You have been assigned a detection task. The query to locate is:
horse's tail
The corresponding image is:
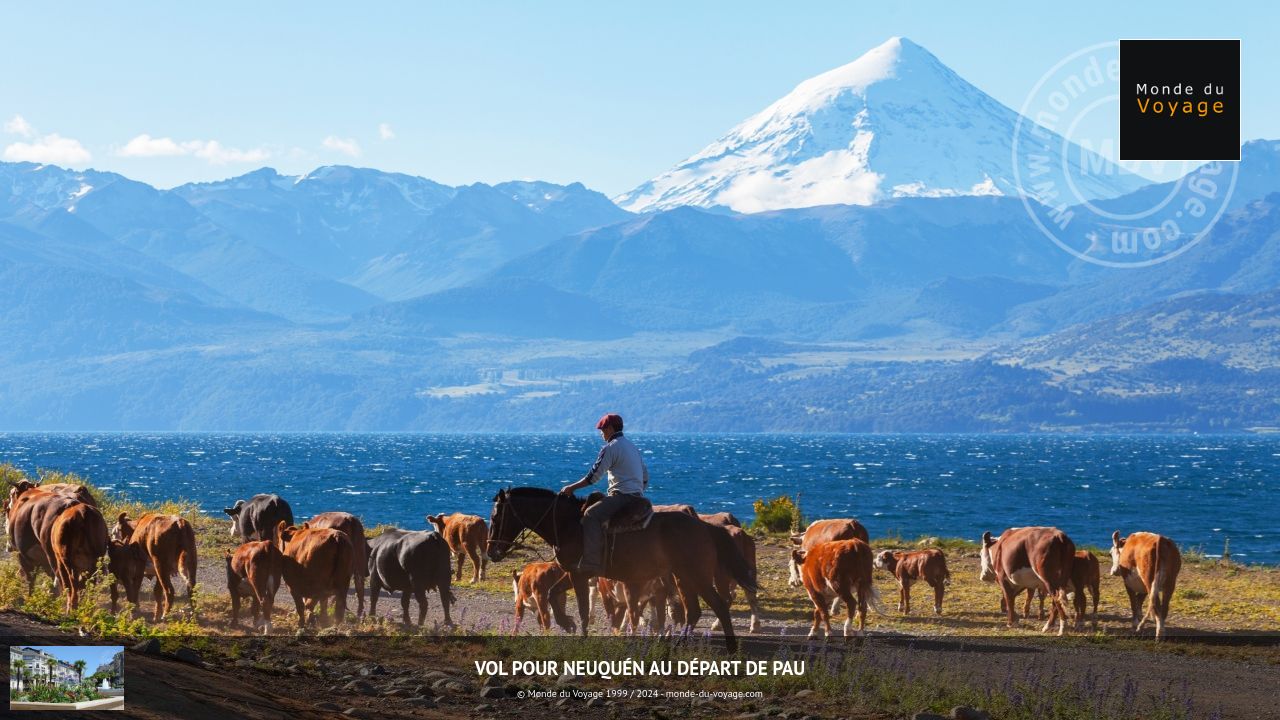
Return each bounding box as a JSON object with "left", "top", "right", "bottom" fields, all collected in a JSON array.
[{"left": 710, "top": 525, "right": 757, "bottom": 594}]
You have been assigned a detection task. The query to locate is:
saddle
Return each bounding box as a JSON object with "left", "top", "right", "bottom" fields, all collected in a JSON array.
[{"left": 583, "top": 492, "right": 654, "bottom": 535}]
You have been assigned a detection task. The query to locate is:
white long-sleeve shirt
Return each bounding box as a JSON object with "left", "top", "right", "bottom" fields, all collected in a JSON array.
[{"left": 581, "top": 433, "right": 649, "bottom": 495}]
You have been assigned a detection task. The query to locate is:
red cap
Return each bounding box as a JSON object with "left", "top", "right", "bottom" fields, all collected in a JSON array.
[{"left": 595, "top": 413, "right": 623, "bottom": 432}]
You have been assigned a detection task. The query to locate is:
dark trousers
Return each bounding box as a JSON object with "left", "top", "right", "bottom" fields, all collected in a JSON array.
[{"left": 581, "top": 492, "right": 648, "bottom": 568}]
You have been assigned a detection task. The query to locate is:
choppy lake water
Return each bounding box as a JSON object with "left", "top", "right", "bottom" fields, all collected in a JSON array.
[{"left": 1, "top": 433, "right": 1275, "bottom": 562}]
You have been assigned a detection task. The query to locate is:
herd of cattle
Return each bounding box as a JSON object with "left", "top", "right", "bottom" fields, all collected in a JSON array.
[{"left": 2, "top": 480, "right": 1184, "bottom": 641}]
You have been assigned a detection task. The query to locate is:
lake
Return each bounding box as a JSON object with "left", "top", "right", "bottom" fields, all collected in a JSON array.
[{"left": 1, "top": 433, "right": 1275, "bottom": 563}]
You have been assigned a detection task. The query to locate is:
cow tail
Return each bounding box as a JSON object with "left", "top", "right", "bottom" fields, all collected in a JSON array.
[
  {"left": 177, "top": 518, "right": 198, "bottom": 590},
  {"left": 865, "top": 582, "right": 887, "bottom": 616},
  {"left": 711, "top": 525, "right": 757, "bottom": 594},
  {"left": 1147, "top": 537, "right": 1164, "bottom": 624}
]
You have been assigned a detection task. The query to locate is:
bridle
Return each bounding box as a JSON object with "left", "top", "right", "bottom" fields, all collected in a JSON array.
[{"left": 489, "top": 489, "right": 567, "bottom": 563}]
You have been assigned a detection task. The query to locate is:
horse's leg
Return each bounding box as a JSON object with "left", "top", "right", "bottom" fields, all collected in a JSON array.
[
  {"left": 695, "top": 579, "right": 737, "bottom": 652},
  {"left": 650, "top": 581, "right": 668, "bottom": 635},
  {"left": 571, "top": 572, "right": 591, "bottom": 636},
  {"left": 668, "top": 574, "right": 701, "bottom": 631}
]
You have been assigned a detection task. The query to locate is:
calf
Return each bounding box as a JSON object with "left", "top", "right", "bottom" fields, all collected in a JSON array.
[
  {"left": 226, "top": 540, "right": 283, "bottom": 634},
  {"left": 107, "top": 539, "right": 146, "bottom": 613},
  {"left": 873, "top": 548, "right": 950, "bottom": 615},
  {"left": 224, "top": 494, "right": 294, "bottom": 541},
  {"left": 591, "top": 576, "right": 671, "bottom": 634},
  {"left": 512, "top": 561, "right": 576, "bottom": 633},
  {"left": 308, "top": 511, "right": 369, "bottom": 618},
  {"left": 112, "top": 513, "right": 199, "bottom": 621},
  {"left": 792, "top": 539, "right": 880, "bottom": 639},
  {"left": 426, "top": 512, "right": 487, "bottom": 583},
  {"left": 979, "top": 527, "right": 1075, "bottom": 635},
  {"left": 367, "top": 527, "right": 454, "bottom": 626},
  {"left": 277, "top": 520, "right": 353, "bottom": 628},
  {"left": 49, "top": 503, "right": 109, "bottom": 612},
  {"left": 789, "top": 518, "right": 869, "bottom": 587},
  {"left": 1110, "top": 530, "right": 1182, "bottom": 640}
]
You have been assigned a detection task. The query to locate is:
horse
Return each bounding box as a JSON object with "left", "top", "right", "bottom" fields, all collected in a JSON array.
[{"left": 485, "top": 487, "right": 756, "bottom": 652}]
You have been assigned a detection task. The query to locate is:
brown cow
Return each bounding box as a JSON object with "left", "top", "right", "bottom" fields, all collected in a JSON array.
[
  {"left": 651, "top": 503, "right": 698, "bottom": 516},
  {"left": 49, "top": 503, "right": 109, "bottom": 612},
  {"left": 4, "top": 482, "right": 93, "bottom": 555},
  {"left": 1003, "top": 551, "right": 1101, "bottom": 631},
  {"left": 308, "top": 511, "right": 369, "bottom": 618},
  {"left": 1110, "top": 530, "right": 1182, "bottom": 640},
  {"left": 112, "top": 513, "right": 198, "bottom": 621},
  {"left": 979, "top": 527, "right": 1075, "bottom": 635},
  {"left": 873, "top": 549, "right": 950, "bottom": 615},
  {"left": 427, "top": 512, "right": 487, "bottom": 583},
  {"left": 276, "top": 520, "right": 353, "bottom": 627},
  {"left": 789, "top": 519, "right": 869, "bottom": 587},
  {"left": 512, "top": 561, "right": 576, "bottom": 633},
  {"left": 6, "top": 490, "right": 84, "bottom": 594},
  {"left": 226, "top": 540, "right": 283, "bottom": 634},
  {"left": 791, "top": 539, "right": 881, "bottom": 639}
]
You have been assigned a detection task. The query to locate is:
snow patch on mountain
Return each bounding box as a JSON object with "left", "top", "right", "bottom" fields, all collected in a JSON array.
[{"left": 616, "top": 37, "right": 1147, "bottom": 213}]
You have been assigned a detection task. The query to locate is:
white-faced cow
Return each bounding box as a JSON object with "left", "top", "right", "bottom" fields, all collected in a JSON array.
[
  {"left": 979, "top": 526, "right": 1075, "bottom": 635},
  {"left": 1110, "top": 530, "right": 1182, "bottom": 640},
  {"left": 873, "top": 548, "right": 950, "bottom": 615},
  {"left": 224, "top": 494, "right": 294, "bottom": 542},
  {"left": 791, "top": 539, "right": 881, "bottom": 640},
  {"left": 789, "top": 519, "right": 869, "bottom": 587}
]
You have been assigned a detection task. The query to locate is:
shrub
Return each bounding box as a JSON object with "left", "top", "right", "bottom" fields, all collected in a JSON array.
[{"left": 750, "top": 494, "right": 802, "bottom": 534}]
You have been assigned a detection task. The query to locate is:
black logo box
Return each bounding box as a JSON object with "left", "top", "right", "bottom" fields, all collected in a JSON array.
[{"left": 1120, "top": 39, "right": 1240, "bottom": 161}]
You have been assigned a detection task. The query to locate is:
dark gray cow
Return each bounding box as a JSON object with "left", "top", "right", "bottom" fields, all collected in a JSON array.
[
  {"left": 367, "top": 528, "right": 454, "bottom": 626},
  {"left": 223, "top": 494, "right": 293, "bottom": 542}
]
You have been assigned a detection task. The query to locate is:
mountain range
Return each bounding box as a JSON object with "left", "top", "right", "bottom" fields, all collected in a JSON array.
[{"left": 1, "top": 37, "right": 1278, "bottom": 431}]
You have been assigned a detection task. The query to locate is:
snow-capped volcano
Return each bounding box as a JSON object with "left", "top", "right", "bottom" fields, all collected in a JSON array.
[{"left": 616, "top": 37, "right": 1147, "bottom": 213}]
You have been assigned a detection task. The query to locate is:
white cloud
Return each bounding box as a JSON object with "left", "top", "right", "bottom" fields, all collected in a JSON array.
[
  {"left": 378, "top": 123, "right": 395, "bottom": 141},
  {"left": 322, "top": 135, "right": 362, "bottom": 157},
  {"left": 3, "top": 133, "right": 92, "bottom": 166},
  {"left": 117, "top": 134, "right": 270, "bottom": 165},
  {"left": 4, "top": 114, "right": 34, "bottom": 137},
  {"left": 119, "top": 134, "right": 187, "bottom": 157}
]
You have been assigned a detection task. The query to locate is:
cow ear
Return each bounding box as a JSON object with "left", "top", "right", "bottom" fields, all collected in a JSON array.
[
  {"left": 222, "top": 506, "right": 237, "bottom": 516},
  {"left": 982, "top": 531, "right": 993, "bottom": 547},
  {"left": 301, "top": 521, "right": 310, "bottom": 529},
  {"left": 117, "top": 512, "right": 129, "bottom": 524},
  {"left": 1112, "top": 530, "right": 1122, "bottom": 547},
  {"left": 789, "top": 535, "right": 803, "bottom": 545}
]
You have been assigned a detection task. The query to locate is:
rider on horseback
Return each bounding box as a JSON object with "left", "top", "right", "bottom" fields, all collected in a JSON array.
[{"left": 559, "top": 413, "right": 649, "bottom": 576}]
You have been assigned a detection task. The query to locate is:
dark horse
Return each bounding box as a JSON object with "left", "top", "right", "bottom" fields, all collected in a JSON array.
[{"left": 485, "top": 487, "right": 756, "bottom": 652}]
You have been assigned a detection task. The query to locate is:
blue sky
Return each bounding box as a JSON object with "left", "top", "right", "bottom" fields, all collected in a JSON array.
[
  {"left": 18, "top": 646, "right": 122, "bottom": 675},
  {"left": 2, "top": 1, "right": 1275, "bottom": 193}
]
